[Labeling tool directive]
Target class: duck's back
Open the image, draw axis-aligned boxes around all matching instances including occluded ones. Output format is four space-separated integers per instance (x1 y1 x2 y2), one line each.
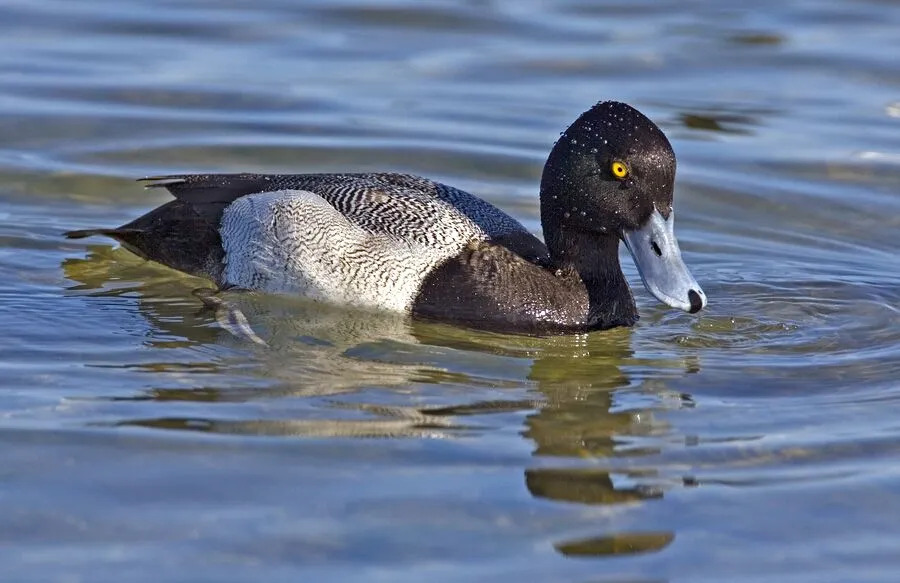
83 173 549 312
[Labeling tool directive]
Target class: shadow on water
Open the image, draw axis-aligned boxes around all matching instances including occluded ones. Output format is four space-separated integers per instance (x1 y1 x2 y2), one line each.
62 244 694 559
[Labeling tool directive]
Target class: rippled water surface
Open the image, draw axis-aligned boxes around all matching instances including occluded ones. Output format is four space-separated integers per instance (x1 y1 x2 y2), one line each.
2 0 900 581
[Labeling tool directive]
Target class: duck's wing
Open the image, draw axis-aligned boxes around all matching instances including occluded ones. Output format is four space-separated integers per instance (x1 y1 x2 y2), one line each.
139 173 550 265
138 173 286 223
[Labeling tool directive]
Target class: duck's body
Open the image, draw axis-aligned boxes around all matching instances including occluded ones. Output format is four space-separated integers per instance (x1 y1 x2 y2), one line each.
66 101 706 334
68 172 598 333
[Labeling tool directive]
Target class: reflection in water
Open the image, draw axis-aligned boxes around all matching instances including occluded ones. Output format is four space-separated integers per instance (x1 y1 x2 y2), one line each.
672 103 779 137
115 410 467 439
64 245 421 392
555 531 674 558
64 241 697 556
526 468 663 506
523 335 690 557
680 112 754 135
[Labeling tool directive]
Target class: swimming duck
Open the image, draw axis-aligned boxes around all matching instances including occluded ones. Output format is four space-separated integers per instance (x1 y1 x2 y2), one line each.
65 101 706 334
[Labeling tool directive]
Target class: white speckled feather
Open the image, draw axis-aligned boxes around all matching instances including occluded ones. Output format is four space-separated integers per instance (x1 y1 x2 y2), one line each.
220 189 506 311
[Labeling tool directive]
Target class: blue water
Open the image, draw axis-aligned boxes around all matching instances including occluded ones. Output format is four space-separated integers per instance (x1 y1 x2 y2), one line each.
1 1 899 581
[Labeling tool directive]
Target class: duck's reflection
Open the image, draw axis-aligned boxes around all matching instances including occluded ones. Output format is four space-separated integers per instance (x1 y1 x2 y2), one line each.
63 245 691 557
519 334 683 557
554 530 675 558
63 246 455 438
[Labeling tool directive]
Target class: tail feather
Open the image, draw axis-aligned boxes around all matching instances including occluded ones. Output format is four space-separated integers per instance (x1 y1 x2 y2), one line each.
64 199 224 281
137 176 189 189
64 228 142 240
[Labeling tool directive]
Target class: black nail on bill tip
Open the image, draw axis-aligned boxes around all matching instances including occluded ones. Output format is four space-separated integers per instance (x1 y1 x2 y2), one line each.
688 289 703 314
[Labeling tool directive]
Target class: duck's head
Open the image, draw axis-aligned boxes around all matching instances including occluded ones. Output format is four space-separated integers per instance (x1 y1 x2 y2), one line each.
540 101 706 314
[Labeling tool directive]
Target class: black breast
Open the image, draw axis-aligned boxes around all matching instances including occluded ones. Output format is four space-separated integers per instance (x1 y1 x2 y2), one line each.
412 241 590 335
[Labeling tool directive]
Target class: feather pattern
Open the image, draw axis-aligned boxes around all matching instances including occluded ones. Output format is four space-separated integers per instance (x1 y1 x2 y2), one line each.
208 173 543 311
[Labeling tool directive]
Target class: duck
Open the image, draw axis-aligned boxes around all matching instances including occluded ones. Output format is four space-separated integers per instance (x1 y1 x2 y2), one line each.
65 101 706 335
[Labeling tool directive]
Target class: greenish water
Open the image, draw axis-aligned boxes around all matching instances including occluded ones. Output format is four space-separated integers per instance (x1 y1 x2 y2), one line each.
2 0 900 581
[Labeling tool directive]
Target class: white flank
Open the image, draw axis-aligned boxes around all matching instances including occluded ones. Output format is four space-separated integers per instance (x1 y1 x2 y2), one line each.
219 190 486 312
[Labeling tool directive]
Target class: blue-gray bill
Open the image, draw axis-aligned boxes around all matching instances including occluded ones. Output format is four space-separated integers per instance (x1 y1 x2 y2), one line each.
622 208 707 314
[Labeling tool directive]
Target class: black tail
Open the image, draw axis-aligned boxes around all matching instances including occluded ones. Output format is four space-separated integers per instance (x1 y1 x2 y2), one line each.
64 228 143 240
63 200 224 282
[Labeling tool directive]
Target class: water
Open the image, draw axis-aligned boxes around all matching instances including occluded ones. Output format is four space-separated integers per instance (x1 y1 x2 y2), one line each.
1 0 899 581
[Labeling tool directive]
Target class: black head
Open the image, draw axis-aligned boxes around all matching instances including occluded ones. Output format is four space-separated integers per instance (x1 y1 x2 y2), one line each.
540 101 676 241
540 101 707 316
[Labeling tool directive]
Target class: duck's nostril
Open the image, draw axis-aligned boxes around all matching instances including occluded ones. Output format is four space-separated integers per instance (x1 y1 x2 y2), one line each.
688 289 703 314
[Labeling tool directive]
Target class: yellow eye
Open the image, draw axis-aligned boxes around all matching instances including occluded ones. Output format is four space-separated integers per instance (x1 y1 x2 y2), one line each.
611 160 629 179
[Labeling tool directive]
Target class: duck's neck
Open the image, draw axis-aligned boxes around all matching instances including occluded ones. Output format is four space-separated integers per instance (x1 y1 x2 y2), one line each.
546 227 638 329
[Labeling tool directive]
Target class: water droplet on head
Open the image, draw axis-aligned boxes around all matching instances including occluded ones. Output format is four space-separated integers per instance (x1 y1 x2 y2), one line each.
563 212 571 219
